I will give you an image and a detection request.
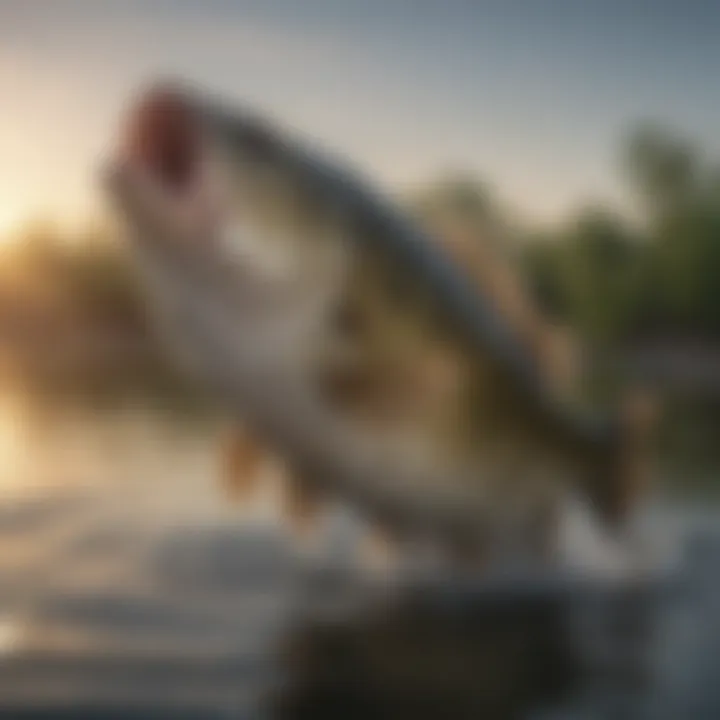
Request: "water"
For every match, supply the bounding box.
[0,383,716,718]
[0,387,307,716]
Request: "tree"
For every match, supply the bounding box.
[623,124,699,220]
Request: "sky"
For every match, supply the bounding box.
[1,0,720,233]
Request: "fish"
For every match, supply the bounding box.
[415,180,583,405]
[103,80,656,563]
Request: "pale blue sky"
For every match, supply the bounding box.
[1,0,719,231]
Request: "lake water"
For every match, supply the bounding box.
[0,386,312,717]
[0,384,718,718]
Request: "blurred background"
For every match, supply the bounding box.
[1,1,720,717]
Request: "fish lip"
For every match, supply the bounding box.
[102,85,224,255]
[120,80,202,196]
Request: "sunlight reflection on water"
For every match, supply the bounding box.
[0,383,305,711]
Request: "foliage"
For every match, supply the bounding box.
[517,123,720,345]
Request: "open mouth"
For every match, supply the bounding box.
[109,82,228,244]
[123,83,201,195]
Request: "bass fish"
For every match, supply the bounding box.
[104,81,654,563]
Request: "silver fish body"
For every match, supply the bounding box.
[105,82,651,556]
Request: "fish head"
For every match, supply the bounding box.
[104,80,349,316]
[103,80,353,381]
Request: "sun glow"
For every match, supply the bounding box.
[0,207,25,245]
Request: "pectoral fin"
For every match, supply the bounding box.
[219,424,269,505]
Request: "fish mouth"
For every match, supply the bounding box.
[105,81,224,248]
[122,82,202,195]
